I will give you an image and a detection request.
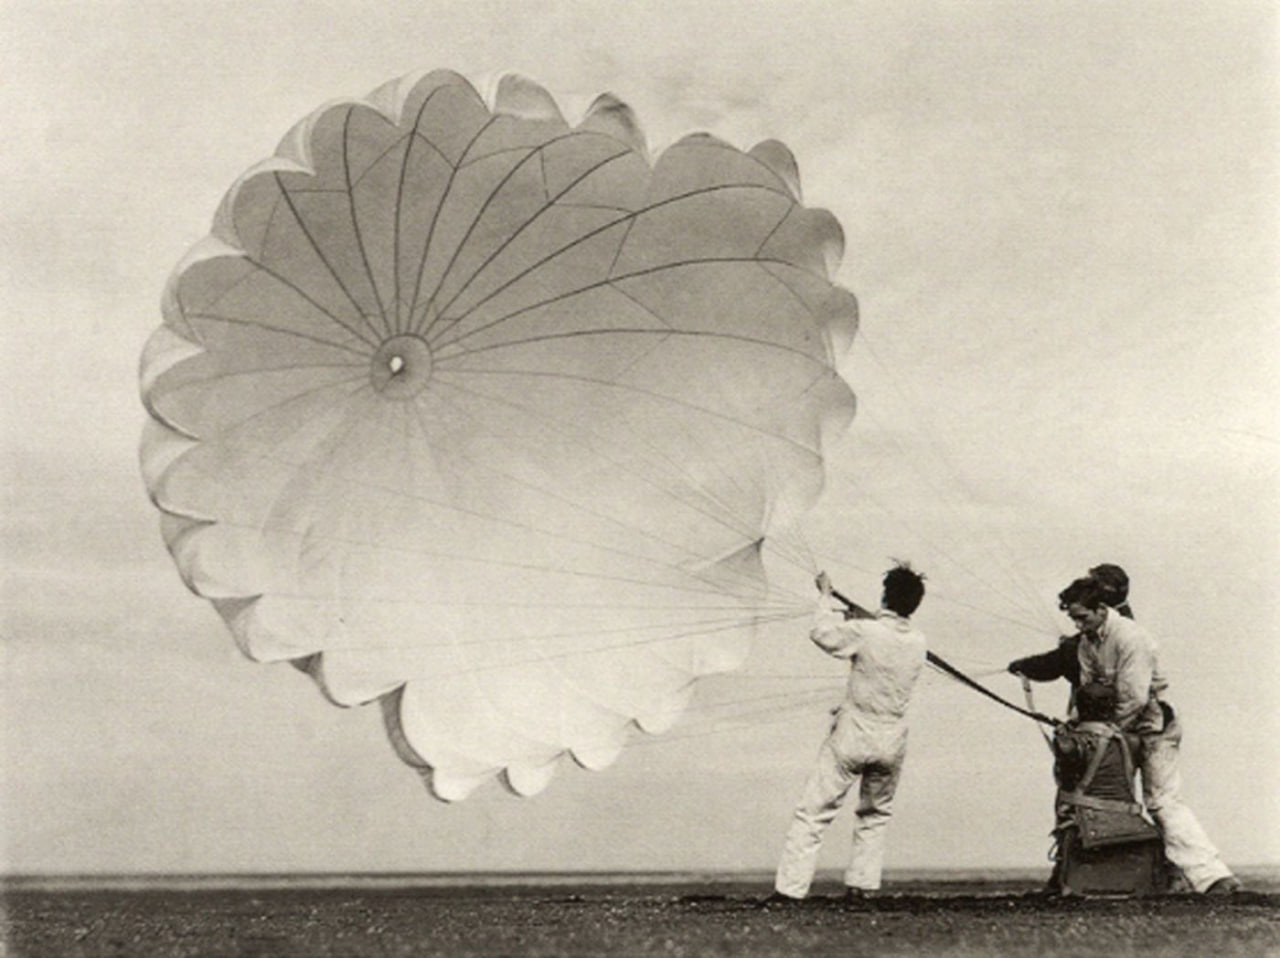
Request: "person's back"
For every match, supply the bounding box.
[771,564,927,903]
[814,605,926,723]
[1054,722,1136,804]
[1054,682,1139,804]
[1050,682,1165,896]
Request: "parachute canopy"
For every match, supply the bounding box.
[140,70,858,800]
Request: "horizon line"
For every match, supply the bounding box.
[5,864,1279,893]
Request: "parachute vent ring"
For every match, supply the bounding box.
[371,334,433,400]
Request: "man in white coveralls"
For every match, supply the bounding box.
[769,563,928,904]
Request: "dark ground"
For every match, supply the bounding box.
[3,875,1277,957]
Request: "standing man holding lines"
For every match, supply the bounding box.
[768,562,928,904]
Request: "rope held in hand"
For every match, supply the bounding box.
[828,587,1058,728]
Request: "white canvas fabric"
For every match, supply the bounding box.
[139,70,857,800]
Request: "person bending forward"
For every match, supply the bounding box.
[773,564,928,899]
[1061,577,1238,894]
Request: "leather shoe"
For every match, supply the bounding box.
[1204,876,1242,896]
[843,887,873,907]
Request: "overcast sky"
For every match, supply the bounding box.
[3,0,1277,875]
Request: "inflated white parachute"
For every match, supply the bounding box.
[140,70,857,800]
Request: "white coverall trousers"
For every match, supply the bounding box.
[774,710,906,897]
[1141,715,1232,892]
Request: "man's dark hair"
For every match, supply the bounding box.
[1089,563,1133,618]
[882,561,925,617]
[1076,681,1117,722]
[1089,563,1128,604]
[1058,576,1106,611]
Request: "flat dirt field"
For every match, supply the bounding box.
[4,876,1277,957]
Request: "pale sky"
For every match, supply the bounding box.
[3,0,1277,875]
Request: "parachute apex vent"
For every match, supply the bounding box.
[371,334,432,400]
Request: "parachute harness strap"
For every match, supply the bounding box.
[1058,727,1145,817]
[1022,676,1056,753]
[925,650,1058,726]
[829,587,1058,728]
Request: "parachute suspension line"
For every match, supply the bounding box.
[826,466,1044,627]
[679,684,844,717]
[829,587,1055,727]
[828,464,1053,638]
[195,376,779,614]
[838,455,1057,640]
[581,277,825,594]
[619,663,1046,750]
[423,609,808,681]
[408,374,781,601]
[427,354,832,541]
[419,379,806,609]
[620,688,845,750]
[817,549,1052,639]
[1022,676,1056,752]
[652,401,823,592]
[747,413,832,581]
[195,509,799,623]
[430,350,824,591]
[424,369,820,607]
[845,328,1059,631]
[771,514,1052,644]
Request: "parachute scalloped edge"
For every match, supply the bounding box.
[492,73,567,124]
[139,419,199,493]
[748,140,802,201]
[581,93,648,160]
[214,595,269,662]
[501,757,561,797]
[380,686,496,803]
[569,737,627,772]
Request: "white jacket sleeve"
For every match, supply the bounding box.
[809,594,862,659]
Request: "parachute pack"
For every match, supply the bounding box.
[1050,724,1169,896]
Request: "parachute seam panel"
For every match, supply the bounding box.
[427,182,795,345]
[182,310,371,360]
[403,114,498,334]
[421,141,634,338]
[270,171,386,344]
[341,105,395,340]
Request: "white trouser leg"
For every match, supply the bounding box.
[774,739,857,898]
[845,760,902,890]
[1142,719,1232,892]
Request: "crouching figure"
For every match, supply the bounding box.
[1049,682,1167,896]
